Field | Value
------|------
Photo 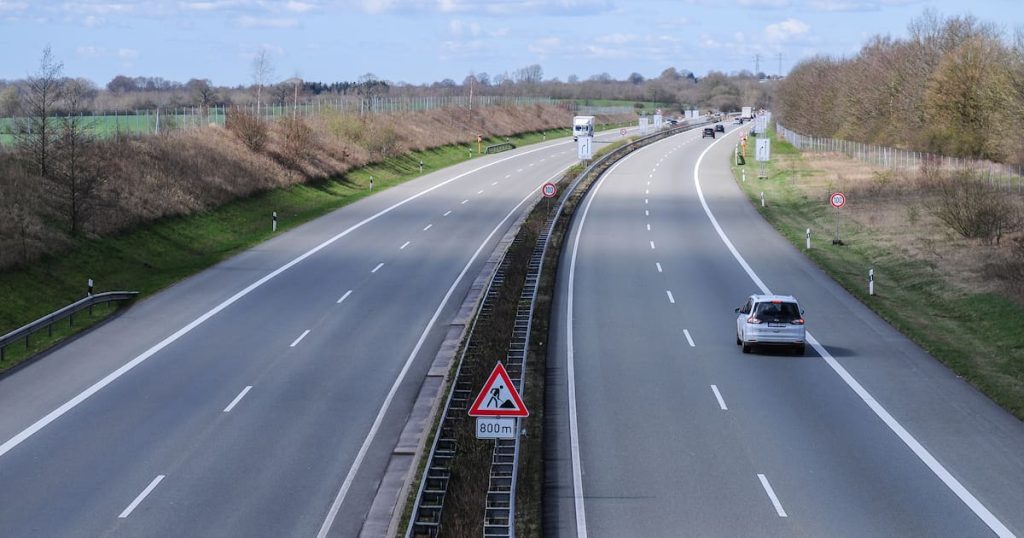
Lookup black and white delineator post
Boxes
[869,269,875,296]
[760,192,765,207]
[806,228,811,250]
[419,161,424,174]
[272,211,277,232]
[87,278,94,296]
[369,176,374,191]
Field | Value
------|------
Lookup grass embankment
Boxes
[0,126,598,373]
[731,127,1024,419]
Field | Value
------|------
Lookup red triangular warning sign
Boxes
[468,362,529,417]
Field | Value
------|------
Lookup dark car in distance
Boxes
[702,127,716,139]
[715,124,725,133]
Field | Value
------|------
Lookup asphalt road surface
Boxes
[0,127,629,537]
[546,124,1024,537]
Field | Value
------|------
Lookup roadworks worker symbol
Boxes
[468,362,529,417]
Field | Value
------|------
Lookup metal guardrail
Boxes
[485,142,516,154]
[0,291,139,361]
[405,118,711,537]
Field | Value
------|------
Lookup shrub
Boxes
[225,107,267,152]
[931,172,1020,244]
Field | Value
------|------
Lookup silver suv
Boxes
[735,294,806,355]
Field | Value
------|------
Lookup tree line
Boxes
[776,11,1024,166]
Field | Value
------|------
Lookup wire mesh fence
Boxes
[0,95,571,145]
[775,122,1024,194]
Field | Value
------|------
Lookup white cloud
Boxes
[81,14,105,26]
[356,0,612,15]
[737,0,790,7]
[808,0,916,11]
[764,18,809,43]
[75,45,105,57]
[61,2,136,14]
[0,1,28,13]
[449,19,481,37]
[117,48,139,59]
[285,0,315,12]
[596,33,637,45]
[528,36,561,56]
[236,15,299,27]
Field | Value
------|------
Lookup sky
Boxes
[1,0,1022,87]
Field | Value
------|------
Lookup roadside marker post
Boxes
[419,161,423,174]
[869,268,875,296]
[272,211,277,232]
[369,176,374,191]
[806,228,811,250]
[760,192,765,207]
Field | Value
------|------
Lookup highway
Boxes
[0,128,626,536]
[546,124,1024,537]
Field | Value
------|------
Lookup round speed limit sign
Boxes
[830,192,846,208]
[619,128,627,136]
[542,182,557,198]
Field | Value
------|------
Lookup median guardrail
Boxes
[406,118,711,537]
[0,291,139,362]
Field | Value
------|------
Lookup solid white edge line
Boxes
[400,241,411,250]
[223,385,253,413]
[684,329,695,347]
[567,157,630,538]
[666,290,675,304]
[0,136,572,461]
[710,384,727,410]
[336,290,353,304]
[289,329,311,347]
[371,262,384,273]
[118,474,165,518]
[757,473,788,517]
[316,166,573,538]
[694,131,1014,538]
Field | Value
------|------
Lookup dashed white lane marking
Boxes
[290,329,311,347]
[371,262,384,273]
[646,223,651,231]
[119,475,165,518]
[517,168,523,172]
[649,240,656,250]
[492,182,498,186]
[505,174,512,179]
[684,329,695,347]
[336,290,353,304]
[461,199,469,204]
[694,129,1015,538]
[400,241,411,250]
[666,290,675,304]
[645,199,649,204]
[758,474,788,517]
[223,385,253,413]
[645,210,649,217]
[423,224,433,231]
[656,262,663,273]
[645,189,649,195]
[710,384,727,409]
[477,190,484,195]
[443,210,452,216]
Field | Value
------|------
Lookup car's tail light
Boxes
[746,316,762,324]
[791,318,805,325]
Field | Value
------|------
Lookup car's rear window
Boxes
[754,302,801,322]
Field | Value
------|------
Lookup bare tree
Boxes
[186,78,217,108]
[51,79,104,236]
[15,46,64,178]
[251,48,275,118]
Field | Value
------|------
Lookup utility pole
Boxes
[755,54,760,76]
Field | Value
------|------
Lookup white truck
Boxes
[572,115,595,141]
[742,106,753,120]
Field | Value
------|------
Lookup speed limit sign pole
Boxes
[830,192,846,245]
